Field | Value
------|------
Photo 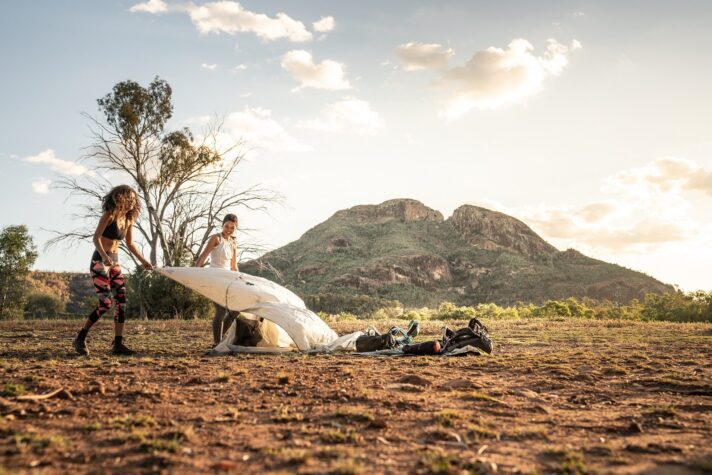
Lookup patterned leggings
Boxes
[88,256,126,324]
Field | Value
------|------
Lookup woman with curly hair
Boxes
[73,185,153,356]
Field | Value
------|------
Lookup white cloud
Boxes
[281,50,351,91]
[232,64,247,72]
[573,11,585,17]
[184,1,312,42]
[23,149,89,175]
[298,97,385,135]
[189,107,311,153]
[129,0,167,14]
[225,107,311,152]
[603,156,712,197]
[31,178,51,194]
[478,157,712,254]
[438,38,581,118]
[313,16,335,33]
[201,63,218,71]
[396,42,454,71]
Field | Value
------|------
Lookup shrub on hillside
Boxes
[641,290,712,322]
[433,302,477,320]
[305,293,402,316]
[125,270,213,320]
[24,292,65,319]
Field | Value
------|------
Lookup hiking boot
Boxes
[406,320,420,338]
[73,333,89,356]
[111,342,135,356]
[468,317,488,333]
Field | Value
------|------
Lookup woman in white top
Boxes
[195,213,240,345]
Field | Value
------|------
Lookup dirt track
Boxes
[1,319,711,474]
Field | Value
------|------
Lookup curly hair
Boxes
[102,185,140,222]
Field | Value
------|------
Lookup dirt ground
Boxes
[1,318,711,474]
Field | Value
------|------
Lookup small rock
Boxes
[397,374,432,387]
[57,389,75,400]
[441,379,476,390]
[211,461,237,471]
[386,383,424,392]
[626,421,643,434]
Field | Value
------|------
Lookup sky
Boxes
[1,0,711,291]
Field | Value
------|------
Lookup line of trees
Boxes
[319,293,712,323]
[0,225,38,319]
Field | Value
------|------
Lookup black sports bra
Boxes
[101,219,127,241]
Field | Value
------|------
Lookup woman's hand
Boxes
[142,262,154,271]
[103,257,114,267]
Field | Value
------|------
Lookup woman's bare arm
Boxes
[231,238,238,272]
[125,222,153,269]
[195,235,219,267]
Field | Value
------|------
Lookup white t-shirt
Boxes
[209,235,236,270]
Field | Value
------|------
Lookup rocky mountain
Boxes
[241,198,673,306]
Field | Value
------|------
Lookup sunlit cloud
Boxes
[281,50,351,91]
[130,1,313,42]
[604,156,712,197]
[297,97,385,135]
[312,16,335,33]
[396,42,454,71]
[436,38,581,119]
[129,0,167,14]
[31,177,52,194]
[188,108,311,154]
[472,157,710,254]
[201,63,218,71]
[23,149,89,176]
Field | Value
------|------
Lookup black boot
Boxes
[73,329,89,356]
[111,336,135,356]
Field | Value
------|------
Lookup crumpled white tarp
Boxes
[156,267,355,353]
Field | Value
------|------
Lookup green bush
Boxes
[24,292,65,318]
[125,269,213,320]
[433,302,477,320]
[473,303,520,320]
[402,307,434,321]
[305,293,402,316]
[354,291,712,323]
[641,290,712,322]
[369,305,404,320]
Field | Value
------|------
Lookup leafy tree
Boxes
[0,226,37,319]
[125,268,212,319]
[25,292,65,318]
[49,76,280,267]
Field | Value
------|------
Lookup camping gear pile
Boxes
[156,267,493,356]
[350,317,493,356]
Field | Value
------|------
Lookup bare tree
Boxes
[47,77,281,267]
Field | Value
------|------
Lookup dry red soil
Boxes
[1,319,711,474]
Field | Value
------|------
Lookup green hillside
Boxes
[241,199,673,306]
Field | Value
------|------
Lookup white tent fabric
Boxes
[156,267,346,353]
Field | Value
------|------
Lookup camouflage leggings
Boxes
[88,254,126,324]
